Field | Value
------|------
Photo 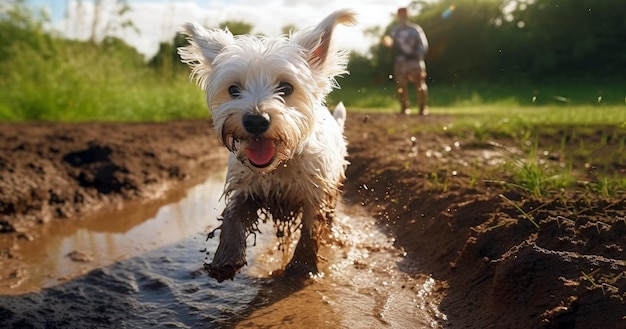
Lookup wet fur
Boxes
[179,10,355,281]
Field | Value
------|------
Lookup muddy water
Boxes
[0,174,446,328]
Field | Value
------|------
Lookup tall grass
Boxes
[0,39,207,122]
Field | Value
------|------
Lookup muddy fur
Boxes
[180,10,356,281]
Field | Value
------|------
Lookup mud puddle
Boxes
[0,173,227,295]
[236,203,447,328]
[0,175,446,328]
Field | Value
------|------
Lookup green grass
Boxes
[330,76,626,112]
[499,193,540,229]
[431,105,626,126]
[0,41,208,122]
[0,78,208,122]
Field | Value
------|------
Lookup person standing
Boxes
[383,7,429,115]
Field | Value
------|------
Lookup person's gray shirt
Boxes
[390,23,429,60]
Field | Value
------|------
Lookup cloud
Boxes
[55,0,407,59]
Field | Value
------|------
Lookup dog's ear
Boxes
[178,23,234,89]
[291,9,357,74]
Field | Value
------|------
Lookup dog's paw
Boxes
[204,260,246,282]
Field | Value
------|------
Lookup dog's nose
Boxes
[242,113,270,135]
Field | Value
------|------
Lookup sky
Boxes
[26,0,412,59]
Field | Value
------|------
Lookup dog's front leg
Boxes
[285,205,322,277]
[206,193,259,282]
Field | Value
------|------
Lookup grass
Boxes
[404,98,625,198]
[0,26,208,122]
[475,124,625,198]
[0,79,207,122]
[499,193,540,229]
[330,76,626,113]
[432,105,626,127]
[0,48,208,122]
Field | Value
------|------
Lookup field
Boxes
[1,101,625,327]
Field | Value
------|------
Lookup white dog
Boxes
[178,9,355,281]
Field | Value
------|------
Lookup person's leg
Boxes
[417,61,428,115]
[394,60,409,114]
[418,75,428,115]
[398,82,409,114]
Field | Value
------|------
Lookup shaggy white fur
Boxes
[179,9,355,281]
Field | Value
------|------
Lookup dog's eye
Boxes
[277,82,293,97]
[228,85,242,98]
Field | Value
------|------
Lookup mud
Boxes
[1,114,625,328]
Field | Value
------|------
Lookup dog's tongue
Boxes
[246,139,275,167]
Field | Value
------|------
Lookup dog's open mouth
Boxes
[245,138,275,168]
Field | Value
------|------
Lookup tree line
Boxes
[364,0,626,85]
[153,0,626,86]
[3,0,625,87]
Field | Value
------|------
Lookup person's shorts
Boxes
[394,58,426,85]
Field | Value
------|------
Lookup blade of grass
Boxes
[499,193,540,229]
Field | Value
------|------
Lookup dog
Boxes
[178,9,355,282]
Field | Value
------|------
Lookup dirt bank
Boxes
[1,114,624,328]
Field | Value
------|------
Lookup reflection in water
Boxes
[2,174,226,294]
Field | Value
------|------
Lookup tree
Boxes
[150,19,255,76]
[148,32,188,76]
[86,0,137,44]
[497,0,626,79]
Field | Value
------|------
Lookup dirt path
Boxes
[1,114,624,328]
